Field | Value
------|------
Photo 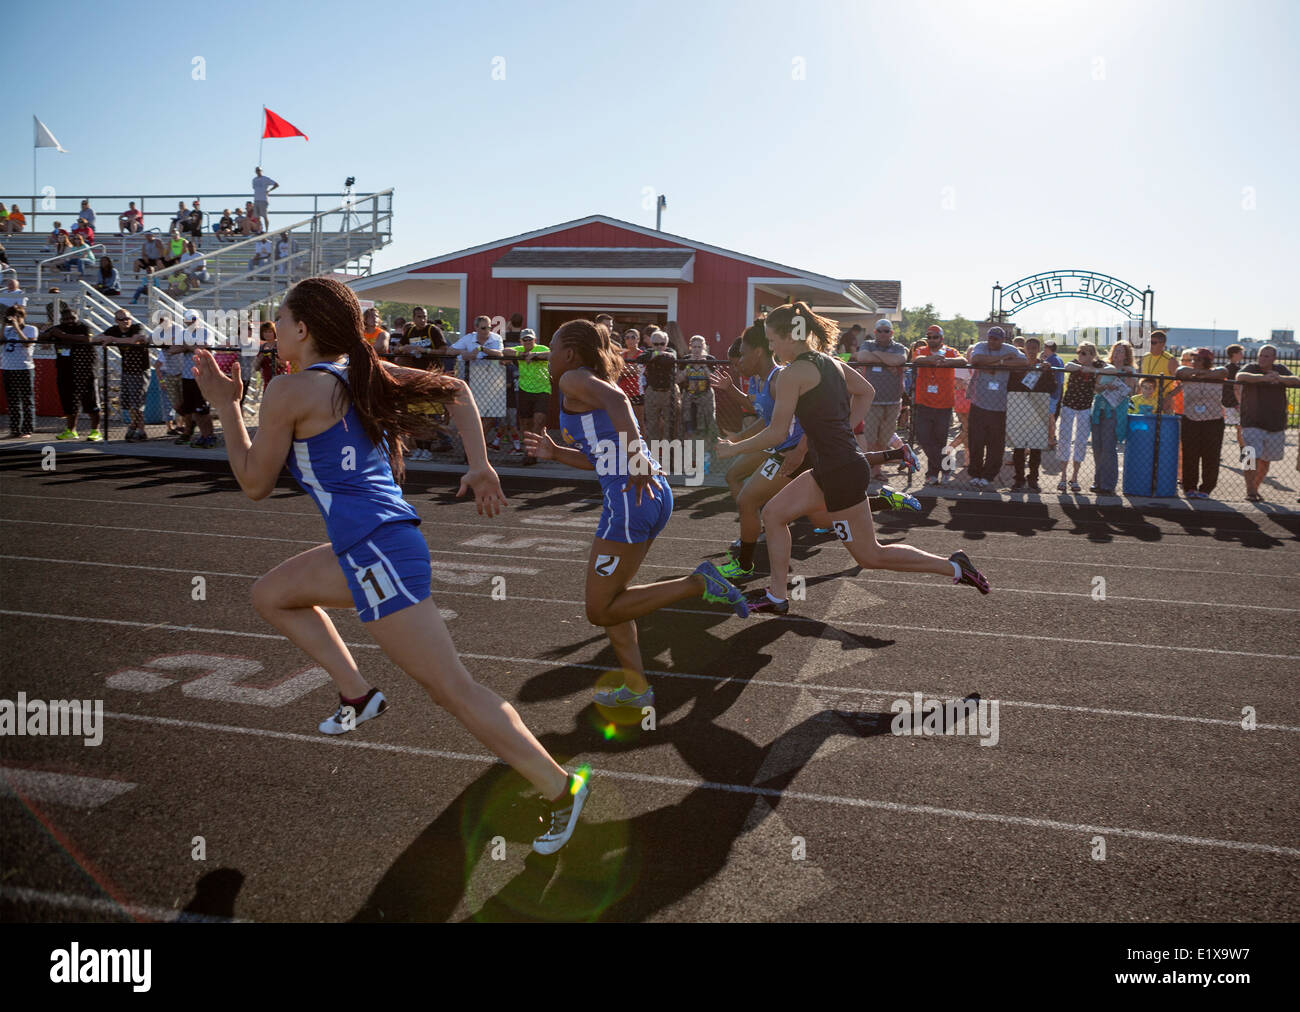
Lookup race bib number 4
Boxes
[759,456,783,480]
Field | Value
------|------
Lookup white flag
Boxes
[34,116,67,152]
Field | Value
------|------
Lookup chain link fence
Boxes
[6,334,1296,505]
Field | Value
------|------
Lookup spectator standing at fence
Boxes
[394,307,449,458]
[641,329,679,443]
[45,304,103,442]
[1236,344,1299,502]
[102,308,151,441]
[965,326,1026,488]
[118,202,143,234]
[911,324,965,485]
[505,328,551,465]
[616,327,646,428]
[678,334,718,469]
[1057,342,1102,492]
[451,315,506,453]
[1043,339,1065,447]
[361,308,388,355]
[1222,343,1245,451]
[255,320,286,393]
[154,313,188,436]
[174,311,217,448]
[252,168,279,228]
[854,320,907,480]
[1175,347,1227,499]
[3,305,37,438]
[1139,330,1178,412]
[951,365,971,462]
[0,278,25,311]
[1006,337,1054,492]
[387,316,405,350]
[1090,341,1136,496]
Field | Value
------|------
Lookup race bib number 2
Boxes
[593,554,620,576]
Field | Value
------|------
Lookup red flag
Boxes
[262,107,308,141]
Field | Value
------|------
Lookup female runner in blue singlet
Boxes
[716,302,990,615]
[191,277,587,854]
[523,319,749,712]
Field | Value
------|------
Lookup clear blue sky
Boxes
[5,0,1297,340]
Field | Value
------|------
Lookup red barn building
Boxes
[351,214,899,352]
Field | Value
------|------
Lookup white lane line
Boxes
[4,543,1295,614]
[0,767,137,809]
[2,609,1296,731]
[2,491,1295,562]
[0,885,245,923]
[97,710,1300,859]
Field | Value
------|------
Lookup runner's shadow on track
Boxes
[176,867,244,921]
[349,690,898,923]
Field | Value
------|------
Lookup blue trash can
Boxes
[144,371,168,425]
[1123,413,1179,497]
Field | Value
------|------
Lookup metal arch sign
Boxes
[996,270,1148,317]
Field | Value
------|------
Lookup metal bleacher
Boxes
[2,189,393,328]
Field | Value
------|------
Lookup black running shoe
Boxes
[744,588,789,615]
[949,551,990,594]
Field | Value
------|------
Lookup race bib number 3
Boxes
[593,554,620,576]
[759,456,782,480]
[832,520,853,543]
[355,563,397,608]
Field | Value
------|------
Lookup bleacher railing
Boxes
[36,244,107,294]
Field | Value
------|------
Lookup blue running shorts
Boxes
[338,520,432,622]
[596,475,673,544]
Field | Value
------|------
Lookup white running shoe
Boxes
[318,690,388,734]
[533,768,592,855]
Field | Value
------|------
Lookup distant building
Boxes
[1066,323,1239,350]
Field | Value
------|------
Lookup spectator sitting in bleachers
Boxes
[165,268,195,300]
[166,227,185,266]
[135,234,166,273]
[61,234,93,279]
[248,236,273,276]
[49,221,70,254]
[275,233,292,275]
[180,241,209,285]
[72,217,94,244]
[0,205,7,231]
[95,256,121,296]
[170,200,189,232]
[242,202,263,234]
[130,266,155,304]
[4,205,25,234]
[78,199,96,229]
[185,200,204,241]
[232,208,247,234]
[0,277,25,310]
[118,202,144,234]
[216,209,236,239]
[0,243,7,271]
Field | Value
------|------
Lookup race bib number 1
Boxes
[356,563,397,608]
[832,520,853,543]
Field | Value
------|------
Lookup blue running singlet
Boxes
[559,389,673,544]
[752,364,804,453]
[285,361,421,554]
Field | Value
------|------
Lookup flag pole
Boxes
[259,107,264,166]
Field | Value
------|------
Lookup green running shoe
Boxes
[879,486,921,511]
[693,561,749,617]
[85,429,103,443]
[56,429,79,440]
[716,551,755,580]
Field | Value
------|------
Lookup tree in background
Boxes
[898,305,978,350]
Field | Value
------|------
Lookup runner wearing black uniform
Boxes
[716,303,989,614]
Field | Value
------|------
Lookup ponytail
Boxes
[763,301,839,353]
[281,277,459,483]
